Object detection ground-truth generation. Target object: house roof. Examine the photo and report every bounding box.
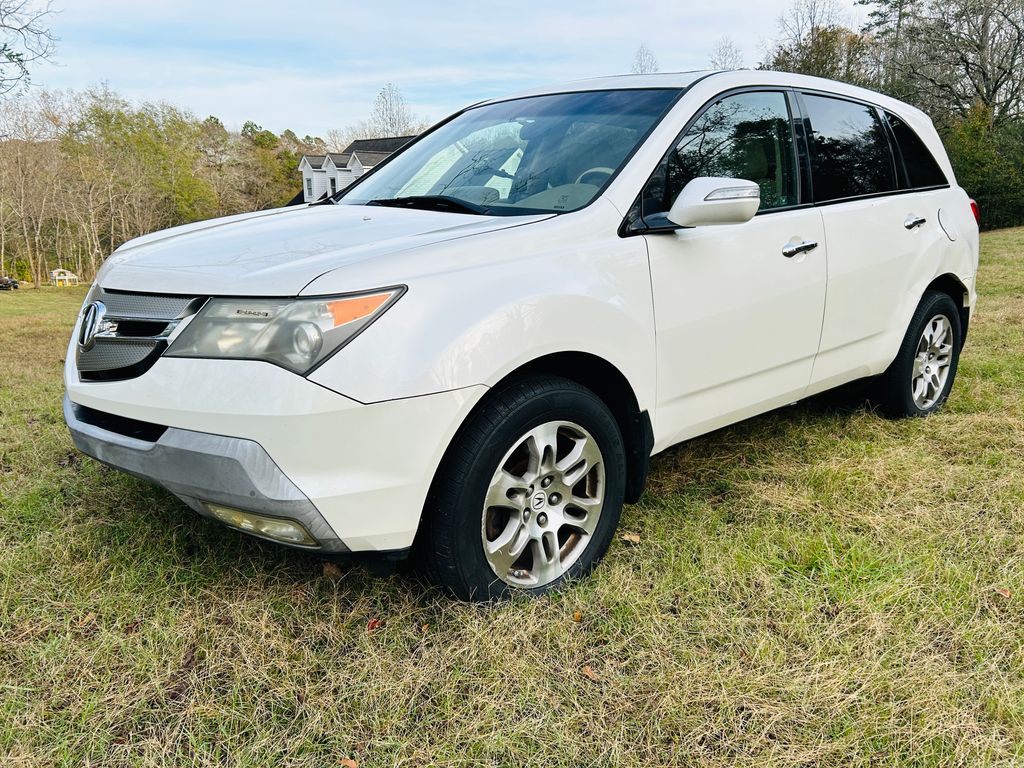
[345,136,415,154]
[300,135,416,171]
[350,151,392,167]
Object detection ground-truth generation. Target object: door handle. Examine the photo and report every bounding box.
[904,215,927,230]
[782,240,819,258]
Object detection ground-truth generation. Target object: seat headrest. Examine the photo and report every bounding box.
[736,138,769,182]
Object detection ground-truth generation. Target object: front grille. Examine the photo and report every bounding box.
[77,339,162,372]
[101,291,198,320]
[76,288,205,382]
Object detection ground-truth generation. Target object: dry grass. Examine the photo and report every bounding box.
[1,229,1023,767]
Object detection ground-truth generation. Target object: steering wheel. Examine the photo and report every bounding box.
[575,167,615,185]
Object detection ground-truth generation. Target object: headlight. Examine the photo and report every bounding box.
[166,287,404,374]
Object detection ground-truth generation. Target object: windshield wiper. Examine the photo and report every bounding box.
[365,195,490,216]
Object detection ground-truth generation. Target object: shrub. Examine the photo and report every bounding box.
[942,105,1024,230]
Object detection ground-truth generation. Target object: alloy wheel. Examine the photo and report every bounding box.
[911,314,954,410]
[481,420,605,588]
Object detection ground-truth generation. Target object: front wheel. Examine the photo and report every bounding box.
[874,290,963,418]
[419,375,626,601]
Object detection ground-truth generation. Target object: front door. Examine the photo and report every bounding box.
[642,90,827,447]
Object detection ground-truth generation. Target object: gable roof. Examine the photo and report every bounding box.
[350,150,392,167]
[300,135,417,172]
[344,135,415,154]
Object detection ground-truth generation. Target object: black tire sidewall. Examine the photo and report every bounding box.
[428,377,626,601]
[884,291,962,417]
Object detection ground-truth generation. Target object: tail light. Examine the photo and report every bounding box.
[970,199,980,226]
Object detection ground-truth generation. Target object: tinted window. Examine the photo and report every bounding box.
[339,89,680,215]
[885,111,948,189]
[644,91,797,216]
[803,94,895,202]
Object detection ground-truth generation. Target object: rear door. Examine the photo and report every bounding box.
[799,93,951,389]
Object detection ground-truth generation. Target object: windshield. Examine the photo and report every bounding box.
[337,89,681,215]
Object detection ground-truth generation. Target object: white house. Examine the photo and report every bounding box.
[299,136,415,202]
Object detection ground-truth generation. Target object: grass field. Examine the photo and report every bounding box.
[2,230,1023,767]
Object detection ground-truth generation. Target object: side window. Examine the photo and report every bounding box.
[802,94,895,202]
[643,91,798,216]
[884,111,948,189]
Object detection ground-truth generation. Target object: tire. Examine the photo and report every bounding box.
[873,290,962,418]
[418,375,627,601]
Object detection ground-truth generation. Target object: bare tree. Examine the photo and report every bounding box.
[0,129,7,276]
[709,36,745,70]
[372,83,412,136]
[0,92,63,285]
[324,128,351,152]
[631,43,659,74]
[902,0,1024,124]
[335,84,430,141]
[0,0,55,98]
[860,0,923,97]
[760,0,877,86]
[777,0,843,45]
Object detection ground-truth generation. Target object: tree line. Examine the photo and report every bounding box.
[758,0,1024,229]
[0,83,427,286]
[3,0,1023,285]
[0,89,310,285]
[642,0,1024,230]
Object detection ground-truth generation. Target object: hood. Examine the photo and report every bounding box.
[97,204,552,296]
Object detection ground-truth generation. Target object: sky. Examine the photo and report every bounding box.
[31,0,865,138]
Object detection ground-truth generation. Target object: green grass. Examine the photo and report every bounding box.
[1,231,1024,767]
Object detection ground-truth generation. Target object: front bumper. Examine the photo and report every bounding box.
[64,395,348,551]
[64,354,486,552]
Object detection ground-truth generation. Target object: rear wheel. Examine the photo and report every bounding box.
[874,290,962,418]
[419,375,626,601]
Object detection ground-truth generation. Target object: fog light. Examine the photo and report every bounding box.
[204,503,317,546]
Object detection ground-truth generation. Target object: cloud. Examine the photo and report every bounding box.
[34,0,866,136]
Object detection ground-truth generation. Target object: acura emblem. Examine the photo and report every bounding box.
[79,300,106,351]
[532,491,546,510]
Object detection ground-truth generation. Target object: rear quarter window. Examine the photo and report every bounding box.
[803,93,896,203]
[884,111,948,189]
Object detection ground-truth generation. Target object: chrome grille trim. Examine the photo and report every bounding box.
[77,288,205,381]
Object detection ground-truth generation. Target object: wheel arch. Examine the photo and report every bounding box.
[501,352,653,504]
[925,272,971,345]
[410,351,653,577]
[426,351,653,515]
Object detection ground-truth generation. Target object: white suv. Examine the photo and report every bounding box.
[65,71,979,600]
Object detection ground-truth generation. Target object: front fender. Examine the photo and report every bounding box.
[307,214,656,413]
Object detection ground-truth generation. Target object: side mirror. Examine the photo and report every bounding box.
[666,177,761,227]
